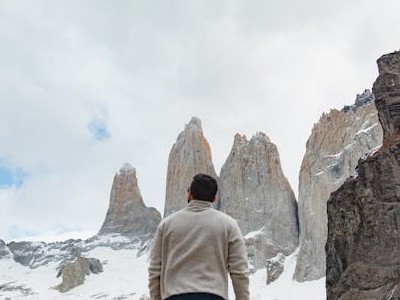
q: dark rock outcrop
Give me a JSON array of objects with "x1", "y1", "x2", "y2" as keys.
[
  {"x1": 0, "y1": 282, "x2": 34, "y2": 297},
  {"x1": 164, "y1": 117, "x2": 217, "y2": 217},
  {"x1": 266, "y1": 253, "x2": 286, "y2": 285},
  {"x1": 7, "y1": 239, "x2": 87, "y2": 269},
  {"x1": 342, "y1": 89, "x2": 375, "y2": 112},
  {"x1": 6, "y1": 234, "x2": 150, "y2": 270},
  {"x1": 98, "y1": 163, "x2": 161, "y2": 239},
  {"x1": 55, "y1": 256, "x2": 103, "y2": 293},
  {"x1": 0, "y1": 239, "x2": 10, "y2": 258},
  {"x1": 219, "y1": 133, "x2": 298, "y2": 279},
  {"x1": 326, "y1": 50, "x2": 400, "y2": 300},
  {"x1": 373, "y1": 51, "x2": 400, "y2": 142},
  {"x1": 8, "y1": 241, "x2": 47, "y2": 267},
  {"x1": 294, "y1": 94, "x2": 382, "y2": 282}
]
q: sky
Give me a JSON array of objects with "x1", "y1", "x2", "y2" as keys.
[{"x1": 1, "y1": 0, "x2": 399, "y2": 242}]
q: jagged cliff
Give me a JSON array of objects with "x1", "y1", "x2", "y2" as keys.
[
  {"x1": 98, "y1": 163, "x2": 161, "y2": 239},
  {"x1": 326, "y1": 50, "x2": 400, "y2": 300},
  {"x1": 164, "y1": 117, "x2": 217, "y2": 217},
  {"x1": 219, "y1": 133, "x2": 298, "y2": 273},
  {"x1": 294, "y1": 90, "x2": 383, "y2": 281}
]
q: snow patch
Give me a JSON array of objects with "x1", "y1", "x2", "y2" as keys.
[
  {"x1": 356, "y1": 123, "x2": 378, "y2": 136},
  {"x1": 249, "y1": 249, "x2": 325, "y2": 300},
  {"x1": 245, "y1": 228, "x2": 265, "y2": 239},
  {"x1": 0, "y1": 240, "x2": 326, "y2": 299},
  {"x1": 119, "y1": 163, "x2": 136, "y2": 175}
]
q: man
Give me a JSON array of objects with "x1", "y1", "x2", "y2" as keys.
[{"x1": 148, "y1": 174, "x2": 250, "y2": 300}]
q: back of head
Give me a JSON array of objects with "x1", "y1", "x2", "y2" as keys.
[{"x1": 190, "y1": 174, "x2": 218, "y2": 202}]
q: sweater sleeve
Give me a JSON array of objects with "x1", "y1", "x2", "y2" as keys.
[
  {"x1": 228, "y1": 221, "x2": 250, "y2": 300},
  {"x1": 148, "y1": 224, "x2": 163, "y2": 300}
]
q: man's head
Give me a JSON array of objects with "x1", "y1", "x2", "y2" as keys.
[{"x1": 188, "y1": 174, "x2": 218, "y2": 202}]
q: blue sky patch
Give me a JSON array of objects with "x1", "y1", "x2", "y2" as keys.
[
  {"x1": 0, "y1": 160, "x2": 27, "y2": 189},
  {"x1": 7, "y1": 224, "x2": 39, "y2": 241},
  {"x1": 88, "y1": 118, "x2": 111, "y2": 141}
]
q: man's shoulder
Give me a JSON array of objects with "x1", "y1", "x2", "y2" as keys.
[
  {"x1": 210, "y1": 208, "x2": 238, "y2": 224},
  {"x1": 158, "y1": 206, "x2": 238, "y2": 228},
  {"x1": 159, "y1": 208, "x2": 187, "y2": 225}
]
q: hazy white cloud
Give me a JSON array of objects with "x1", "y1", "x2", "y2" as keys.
[{"x1": 0, "y1": 0, "x2": 399, "y2": 241}]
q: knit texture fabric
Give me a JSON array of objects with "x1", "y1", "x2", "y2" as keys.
[{"x1": 149, "y1": 200, "x2": 250, "y2": 300}]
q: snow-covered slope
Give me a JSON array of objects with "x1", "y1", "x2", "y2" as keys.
[{"x1": 0, "y1": 235, "x2": 325, "y2": 300}]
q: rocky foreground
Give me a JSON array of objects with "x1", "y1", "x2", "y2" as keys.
[{"x1": 326, "y1": 51, "x2": 400, "y2": 299}]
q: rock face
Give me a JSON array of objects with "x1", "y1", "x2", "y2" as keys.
[
  {"x1": 373, "y1": 52, "x2": 400, "y2": 143},
  {"x1": 7, "y1": 241, "x2": 48, "y2": 267},
  {"x1": 55, "y1": 256, "x2": 103, "y2": 293},
  {"x1": 294, "y1": 92, "x2": 383, "y2": 282},
  {"x1": 0, "y1": 239, "x2": 11, "y2": 258},
  {"x1": 219, "y1": 133, "x2": 298, "y2": 272},
  {"x1": 326, "y1": 50, "x2": 400, "y2": 300},
  {"x1": 98, "y1": 163, "x2": 161, "y2": 238},
  {"x1": 266, "y1": 253, "x2": 286, "y2": 285},
  {"x1": 164, "y1": 117, "x2": 217, "y2": 217},
  {"x1": 5, "y1": 234, "x2": 151, "y2": 271}
]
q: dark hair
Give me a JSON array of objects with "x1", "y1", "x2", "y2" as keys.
[{"x1": 190, "y1": 174, "x2": 218, "y2": 202}]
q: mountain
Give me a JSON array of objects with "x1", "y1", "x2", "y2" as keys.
[
  {"x1": 3, "y1": 48, "x2": 396, "y2": 297},
  {"x1": 0, "y1": 235, "x2": 155, "y2": 299},
  {"x1": 0, "y1": 163, "x2": 161, "y2": 295},
  {"x1": 0, "y1": 158, "x2": 322, "y2": 298},
  {"x1": 164, "y1": 117, "x2": 218, "y2": 217},
  {"x1": 294, "y1": 90, "x2": 383, "y2": 282},
  {"x1": 98, "y1": 163, "x2": 161, "y2": 239},
  {"x1": 326, "y1": 50, "x2": 400, "y2": 300},
  {"x1": 219, "y1": 132, "x2": 298, "y2": 281}
]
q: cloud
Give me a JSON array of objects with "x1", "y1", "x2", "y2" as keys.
[
  {"x1": 0, "y1": 0, "x2": 400, "y2": 241},
  {"x1": 5, "y1": 224, "x2": 39, "y2": 241}
]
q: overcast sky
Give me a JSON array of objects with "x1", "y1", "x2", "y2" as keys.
[{"x1": 1, "y1": 0, "x2": 399, "y2": 242}]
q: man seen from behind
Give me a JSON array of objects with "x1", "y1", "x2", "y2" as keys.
[{"x1": 148, "y1": 174, "x2": 250, "y2": 300}]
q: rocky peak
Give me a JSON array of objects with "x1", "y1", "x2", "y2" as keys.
[
  {"x1": 342, "y1": 89, "x2": 375, "y2": 112},
  {"x1": 326, "y1": 51, "x2": 400, "y2": 299},
  {"x1": 232, "y1": 132, "x2": 271, "y2": 148},
  {"x1": 355, "y1": 89, "x2": 375, "y2": 107},
  {"x1": 98, "y1": 163, "x2": 161, "y2": 238},
  {"x1": 219, "y1": 132, "x2": 298, "y2": 272},
  {"x1": 112, "y1": 163, "x2": 143, "y2": 206},
  {"x1": 373, "y1": 50, "x2": 400, "y2": 143},
  {"x1": 164, "y1": 117, "x2": 217, "y2": 217},
  {"x1": 185, "y1": 116, "x2": 202, "y2": 130},
  {"x1": 232, "y1": 133, "x2": 247, "y2": 146},
  {"x1": 294, "y1": 93, "x2": 383, "y2": 282},
  {"x1": 118, "y1": 162, "x2": 135, "y2": 175}
]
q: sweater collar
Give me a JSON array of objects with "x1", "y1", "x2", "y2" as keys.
[{"x1": 187, "y1": 199, "x2": 213, "y2": 208}]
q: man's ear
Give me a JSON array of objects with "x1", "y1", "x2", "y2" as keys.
[{"x1": 211, "y1": 196, "x2": 216, "y2": 203}]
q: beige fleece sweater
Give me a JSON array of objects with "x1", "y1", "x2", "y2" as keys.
[{"x1": 148, "y1": 200, "x2": 250, "y2": 300}]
